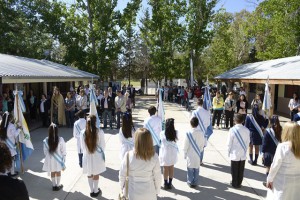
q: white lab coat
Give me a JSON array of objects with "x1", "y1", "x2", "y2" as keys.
[
  {"x1": 119, "y1": 128, "x2": 135, "y2": 160},
  {"x1": 119, "y1": 151, "x2": 161, "y2": 200},
  {"x1": 183, "y1": 128, "x2": 205, "y2": 168},
  {"x1": 159, "y1": 131, "x2": 178, "y2": 166},
  {"x1": 143, "y1": 115, "x2": 162, "y2": 146},
  {"x1": 80, "y1": 129, "x2": 106, "y2": 176},
  {"x1": 42, "y1": 137, "x2": 66, "y2": 172},
  {"x1": 191, "y1": 106, "x2": 210, "y2": 146},
  {"x1": 227, "y1": 124, "x2": 250, "y2": 161},
  {"x1": 266, "y1": 142, "x2": 300, "y2": 200},
  {"x1": 4, "y1": 123, "x2": 20, "y2": 156},
  {"x1": 73, "y1": 118, "x2": 86, "y2": 153}
]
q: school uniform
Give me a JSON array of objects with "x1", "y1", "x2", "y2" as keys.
[
  {"x1": 73, "y1": 118, "x2": 86, "y2": 167},
  {"x1": 245, "y1": 114, "x2": 268, "y2": 145},
  {"x1": 262, "y1": 128, "x2": 278, "y2": 167},
  {"x1": 119, "y1": 128, "x2": 135, "y2": 160},
  {"x1": 227, "y1": 124, "x2": 250, "y2": 188},
  {"x1": 119, "y1": 151, "x2": 161, "y2": 200},
  {"x1": 159, "y1": 131, "x2": 178, "y2": 166},
  {"x1": 4, "y1": 123, "x2": 21, "y2": 157},
  {"x1": 42, "y1": 137, "x2": 66, "y2": 172},
  {"x1": 143, "y1": 115, "x2": 162, "y2": 154},
  {"x1": 191, "y1": 106, "x2": 210, "y2": 162},
  {"x1": 224, "y1": 98, "x2": 236, "y2": 128},
  {"x1": 80, "y1": 129, "x2": 106, "y2": 176},
  {"x1": 183, "y1": 127, "x2": 205, "y2": 186},
  {"x1": 267, "y1": 142, "x2": 300, "y2": 200}
]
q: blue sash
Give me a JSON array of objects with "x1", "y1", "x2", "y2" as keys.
[
  {"x1": 75, "y1": 123, "x2": 81, "y2": 135},
  {"x1": 232, "y1": 127, "x2": 247, "y2": 155},
  {"x1": 43, "y1": 138, "x2": 66, "y2": 170},
  {"x1": 186, "y1": 132, "x2": 201, "y2": 158},
  {"x1": 194, "y1": 111, "x2": 206, "y2": 134},
  {"x1": 5, "y1": 138, "x2": 16, "y2": 151},
  {"x1": 248, "y1": 114, "x2": 264, "y2": 139},
  {"x1": 267, "y1": 128, "x2": 278, "y2": 146},
  {"x1": 145, "y1": 122, "x2": 161, "y2": 147}
]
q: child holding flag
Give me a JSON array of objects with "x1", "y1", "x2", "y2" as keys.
[
  {"x1": 42, "y1": 123, "x2": 66, "y2": 191},
  {"x1": 183, "y1": 117, "x2": 205, "y2": 188}
]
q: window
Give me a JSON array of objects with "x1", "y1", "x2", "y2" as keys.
[{"x1": 249, "y1": 83, "x2": 256, "y2": 93}]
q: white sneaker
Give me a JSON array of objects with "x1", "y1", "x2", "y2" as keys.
[{"x1": 214, "y1": 125, "x2": 218, "y2": 129}]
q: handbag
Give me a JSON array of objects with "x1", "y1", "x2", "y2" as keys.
[{"x1": 119, "y1": 152, "x2": 129, "y2": 200}]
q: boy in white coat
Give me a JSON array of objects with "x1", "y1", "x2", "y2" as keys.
[
  {"x1": 183, "y1": 117, "x2": 205, "y2": 188},
  {"x1": 227, "y1": 114, "x2": 250, "y2": 188},
  {"x1": 73, "y1": 110, "x2": 86, "y2": 168}
]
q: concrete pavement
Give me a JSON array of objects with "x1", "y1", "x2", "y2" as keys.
[{"x1": 19, "y1": 96, "x2": 268, "y2": 200}]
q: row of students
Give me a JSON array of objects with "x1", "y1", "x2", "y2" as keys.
[{"x1": 43, "y1": 113, "x2": 105, "y2": 198}]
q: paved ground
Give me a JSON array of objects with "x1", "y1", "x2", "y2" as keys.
[{"x1": 19, "y1": 96, "x2": 270, "y2": 200}]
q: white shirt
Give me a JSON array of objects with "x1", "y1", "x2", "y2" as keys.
[
  {"x1": 73, "y1": 118, "x2": 86, "y2": 153},
  {"x1": 288, "y1": 99, "x2": 300, "y2": 110},
  {"x1": 267, "y1": 142, "x2": 300, "y2": 200},
  {"x1": 40, "y1": 99, "x2": 46, "y2": 113},
  {"x1": 115, "y1": 95, "x2": 126, "y2": 112},
  {"x1": 239, "y1": 90, "x2": 246, "y2": 96},
  {"x1": 191, "y1": 106, "x2": 210, "y2": 132},
  {"x1": 227, "y1": 124, "x2": 250, "y2": 161},
  {"x1": 183, "y1": 127, "x2": 205, "y2": 168},
  {"x1": 143, "y1": 115, "x2": 162, "y2": 146},
  {"x1": 3, "y1": 123, "x2": 20, "y2": 156}
]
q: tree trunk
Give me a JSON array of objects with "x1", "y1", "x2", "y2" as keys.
[{"x1": 86, "y1": 0, "x2": 97, "y2": 70}]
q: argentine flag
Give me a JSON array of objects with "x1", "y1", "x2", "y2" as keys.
[
  {"x1": 89, "y1": 83, "x2": 101, "y2": 128},
  {"x1": 13, "y1": 90, "x2": 34, "y2": 171},
  {"x1": 157, "y1": 87, "x2": 165, "y2": 131},
  {"x1": 203, "y1": 83, "x2": 213, "y2": 139},
  {"x1": 262, "y1": 76, "x2": 271, "y2": 118}
]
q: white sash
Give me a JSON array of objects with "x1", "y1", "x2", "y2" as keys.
[
  {"x1": 232, "y1": 127, "x2": 247, "y2": 156},
  {"x1": 267, "y1": 128, "x2": 279, "y2": 146},
  {"x1": 43, "y1": 138, "x2": 66, "y2": 170},
  {"x1": 145, "y1": 122, "x2": 160, "y2": 147},
  {"x1": 248, "y1": 114, "x2": 264, "y2": 138},
  {"x1": 186, "y1": 132, "x2": 201, "y2": 158}
]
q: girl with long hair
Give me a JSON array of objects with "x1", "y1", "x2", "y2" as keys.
[
  {"x1": 119, "y1": 112, "x2": 135, "y2": 160},
  {"x1": 119, "y1": 128, "x2": 161, "y2": 200},
  {"x1": 245, "y1": 104, "x2": 269, "y2": 165},
  {"x1": 42, "y1": 123, "x2": 66, "y2": 191},
  {"x1": 80, "y1": 115, "x2": 106, "y2": 198},
  {"x1": 262, "y1": 115, "x2": 282, "y2": 176},
  {"x1": 0, "y1": 112, "x2": 21, "y2": 176},
  {"x1": 266, "y1": 122, "x2": 300, "y2": 199},
  {"x1": 159, "y1": 118, "x2": 178, "y2": 190}
]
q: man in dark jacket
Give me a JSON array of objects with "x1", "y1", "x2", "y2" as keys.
[{"x1": 101, "y1": 90, "x2": 113, "y2": 129}]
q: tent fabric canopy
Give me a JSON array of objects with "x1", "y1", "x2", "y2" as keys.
[
  {"x1": 0, "y1": 53, "x2": 98, "y2": 83},
  {"x1": 215, "y1": 56, "x2": 300, "y2": 84}
]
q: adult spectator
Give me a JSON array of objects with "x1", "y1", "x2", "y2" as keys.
[
  {"x1": 27, "y1": 89, "x2": 37, "y2": 120},
  {"x1": 224, "y1": 92, "x2": 236, "y2": 129},
  {"x1": 76, "y1": 89, "x2": 88, "y2": 113},
  {"x1": 115, "y1": 90, "x2": 126, "y2": 129},
  {"x1": 0, "y1": 142, "x2": 29, "y2": 200},
  {"x1": 101, "y1": 90, "x2": 113, "y2": 129},
  {"x1": 65, "y1": 92, "x2": 75, "y2": 128},
  {"x1": 288, "y1": 92, "x2": 300, "y2": 121},
  {"x1": 130, "y1": 85, "x2": 136, "y2": 108},
  {"x1": 212, "y1": 91, "x2": 224, "y2": 129},
  {"x1": 119, "y1": 128, "x2": 161, "y2": 200},
  {"x1": 40, "y1": 94, "x2": 50, "y2": 127},
  {"x1": 239, "y1": 87, "x2": 246, "y2": 96},
  {"x1": 236, "y1": 94, "x2": 248, "y2": 122},
  {"x1": 266, "y1": 121, "x2": 300, "y2": 199}
]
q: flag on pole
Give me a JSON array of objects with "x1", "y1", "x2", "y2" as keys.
[
  {"x1": 202, "y1": 77, "x2": 213, "y2": 139},
  {"x1": 190, "y1": 58, "x2": 194, "y2": 87},
  {"x1": 13, "y1": 90, "x2": 34, "y2": 171},
  {"x1": 262, "y1": 76, "x2": 272, "y2": 118},
  {"x1": 89, "y1": 83, "x2": 101, "y2": 128},
  {"x1": 157, "y1": 86, "x2": 165, "y2": 131}
]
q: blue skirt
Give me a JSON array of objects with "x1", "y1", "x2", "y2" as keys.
[
  {"x1": 250, "y1": 131, "x2": 262, "y2": 145},
  {"x1": 263, "y1": 152, "x2": 274, "y2": 167}
]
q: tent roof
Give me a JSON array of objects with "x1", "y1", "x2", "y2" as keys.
[
  {"x1": 0, "y1": 53, "x2": 98, "y2": 83},
  {"x1": 215, "y1": 55, "x2": 300, "y2": 84}
]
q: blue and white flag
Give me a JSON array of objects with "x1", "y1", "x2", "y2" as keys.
[
  {"x1": 89, "y1": 83, "x2": 100, "y2": 128},
  {"x1": 203, "y1": 78, "x2": 213, "y2": 139},
  {"x1": 262, "y1": 76, "x2": 271, "y2": 118},
  {"x1": 157, "y1": 87, "x2": 165, "y2": 131},
  {"x1": 13, "y1": 90, "x2": 34, "y2": 171}
]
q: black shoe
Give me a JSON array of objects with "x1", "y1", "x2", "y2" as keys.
[
  {"x1": 10, "y1": 172, "x2": 19, "y2": 177},
  {"x1": 252, "y1": 161, "x2": 257, "y2": 166},
  {"x1": 52, "y1": 186, "x2": 57, "y2": 191},
  {"x1": 163, "y1": 184, "x2": 169, "y2": 190},
  {"x1": 168, "y1": 184, "x2": 173, "y2": 189},
  {"x1": 263, "y1": 182, "x2": 267, "y2": 187},
  {"x1": 187, "y1": 183, "x2": 192, "y2": 188},
  {"x1": 91, "y1": 188, "x2": 101, "y2": 197},
  {"x1": 248, "y1": 160, "x2": 254, "y2": 165},
  {"x1": 55, "y1": 185, "x2": 63, "y2": 191},
  {"x1": 191, "y1": 184, "x2": 197, "y2": 188}
]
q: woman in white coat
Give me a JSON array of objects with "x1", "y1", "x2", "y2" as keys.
[
  {"x1": 266, "y1": 121, "x2": 300, "y2": 199},
  {"x1": 80, "y1": 115, "x2": 106, "y2": 198},
  {"x1": 119, "y1": 112, "x2": 135, "y2": 160},
  {"x1": 0, "y1": 112, "x2": 21, "y2": 176},
  {"x1": 42, "y1": 123, "x2": 66, "y2": 191},
  {"x1": 119, "y1": 128, "x2": 161, "y2": 200},
  {"x1": 159, "y1": 118, "x2": 178, "y2": 190}
]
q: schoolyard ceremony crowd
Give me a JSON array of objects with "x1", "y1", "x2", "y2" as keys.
[{"x1": 0, "y1": 84, "x2": 300, "y2": 200}]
